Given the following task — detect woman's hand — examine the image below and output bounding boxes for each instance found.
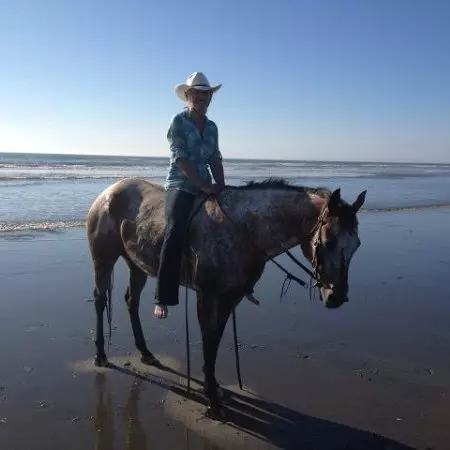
[177,159,225,195]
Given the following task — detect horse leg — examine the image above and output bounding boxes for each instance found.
[93,258,117,367]
[197,291,236,418]
[124,262,160,366]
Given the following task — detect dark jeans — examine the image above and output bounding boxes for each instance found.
[155,189,196,306]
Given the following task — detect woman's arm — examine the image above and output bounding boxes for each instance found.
[209,154,225,188]
[178,158,212,192]
[209,124,225,189]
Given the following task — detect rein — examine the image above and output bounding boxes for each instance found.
[211,194,321,297]
[181,189,322,394]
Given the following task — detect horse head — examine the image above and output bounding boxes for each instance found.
[302,188,366,308]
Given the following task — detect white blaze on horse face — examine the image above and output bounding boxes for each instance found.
[321,229,360,288]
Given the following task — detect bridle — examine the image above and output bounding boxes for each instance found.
[307,204,329,286]
[208,194,331,295]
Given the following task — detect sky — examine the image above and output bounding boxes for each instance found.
[0,0,449,162]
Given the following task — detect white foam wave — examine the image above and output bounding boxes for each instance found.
[0,220,85,233]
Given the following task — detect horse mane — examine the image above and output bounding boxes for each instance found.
[232,177,332,198]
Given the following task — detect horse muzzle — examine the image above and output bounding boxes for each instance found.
[320,286,349,309]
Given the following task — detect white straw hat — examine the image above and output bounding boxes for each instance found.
[175,72,222,101]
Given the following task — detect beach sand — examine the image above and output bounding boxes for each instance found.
[1,209,450,449]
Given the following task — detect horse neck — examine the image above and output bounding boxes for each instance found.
[226,188,325,259]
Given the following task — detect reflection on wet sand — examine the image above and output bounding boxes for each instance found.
[94,374,115,450]
[124,378,147,449]
[94,373,147,450]
[92,368,219,450]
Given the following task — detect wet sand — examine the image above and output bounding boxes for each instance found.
[1,209,450,449]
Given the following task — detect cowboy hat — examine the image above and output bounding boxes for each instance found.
[175,72,222,101]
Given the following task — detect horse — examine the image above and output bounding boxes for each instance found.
[86,177,366,418]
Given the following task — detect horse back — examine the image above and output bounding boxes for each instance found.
[86,178,164,248]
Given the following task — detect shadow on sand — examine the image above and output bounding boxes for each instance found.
[93,361,416,450]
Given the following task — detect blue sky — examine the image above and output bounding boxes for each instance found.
[0,0,449,162]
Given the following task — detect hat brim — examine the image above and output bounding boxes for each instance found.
[175,83,222,101]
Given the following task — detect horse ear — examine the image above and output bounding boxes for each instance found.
[328,188,341,216]
[352,190,367,213]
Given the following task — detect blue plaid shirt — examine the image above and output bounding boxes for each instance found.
[163,110,222,195]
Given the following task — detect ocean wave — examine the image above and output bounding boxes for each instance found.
[0,220,85,233]
[3,157,450,183]
[0,174,168,182]
[1,170,447,182]
[0,175,126,181]
[362,203,450,213]
[0,163,88,169]
[0,160,169,170]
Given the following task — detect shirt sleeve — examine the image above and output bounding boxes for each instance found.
[209,122,223,164]
[167,115,189,161]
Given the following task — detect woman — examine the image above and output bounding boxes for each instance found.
[154,72,225,319]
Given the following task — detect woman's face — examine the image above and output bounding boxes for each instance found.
[186,89,212,116]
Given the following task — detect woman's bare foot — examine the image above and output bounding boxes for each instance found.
[154,304,168,319]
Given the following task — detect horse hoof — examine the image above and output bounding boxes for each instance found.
[205,405,227,422]
[141,354,162,367]
[204,385,228,400]
[94,355,109,367]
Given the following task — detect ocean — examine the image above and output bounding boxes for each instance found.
[2,153,450,449]
[1,152,450,233]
